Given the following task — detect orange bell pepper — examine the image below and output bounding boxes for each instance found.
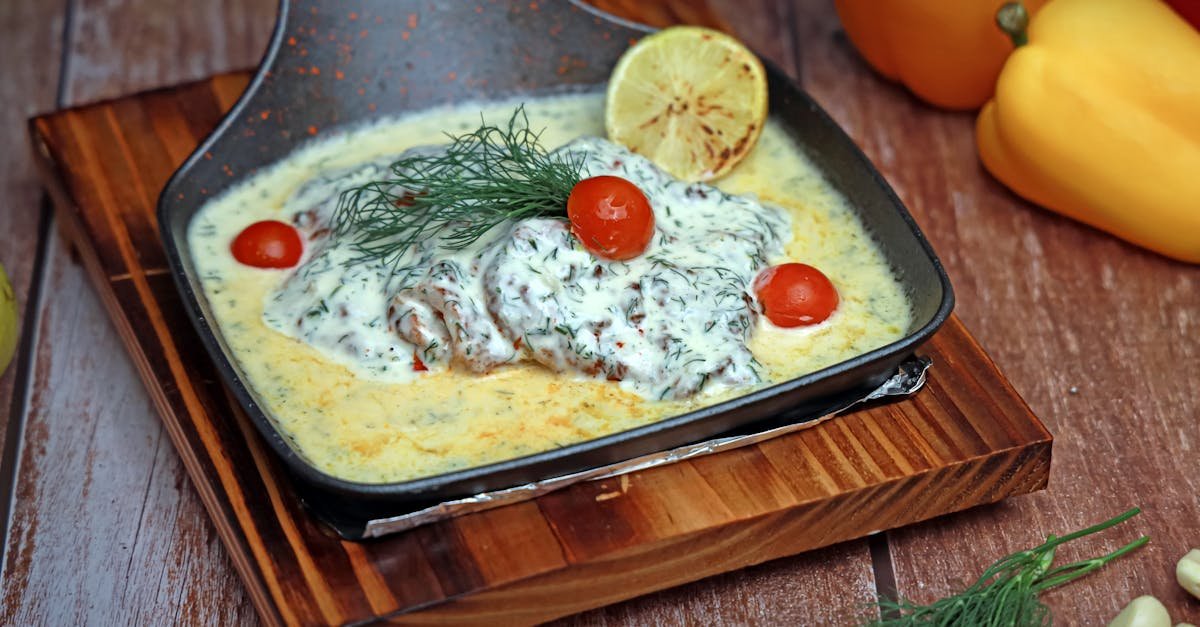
[834,0,1046,110]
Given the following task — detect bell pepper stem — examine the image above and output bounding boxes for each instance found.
[997,2,1030,47]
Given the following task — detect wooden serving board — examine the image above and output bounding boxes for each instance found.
[28,72,1051,626]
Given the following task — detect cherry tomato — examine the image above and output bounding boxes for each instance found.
[753,263,839,327]
[231,220,303,268]
[567,175,655,261]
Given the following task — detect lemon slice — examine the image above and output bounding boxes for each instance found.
[606,26,768,182]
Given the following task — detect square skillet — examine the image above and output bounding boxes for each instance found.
[158,0,954,537]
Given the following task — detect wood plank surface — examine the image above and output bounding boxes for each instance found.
[784,1,1200,623]
[0,0,64,501]
[4,0,1196,625]
[0,1,66,617]
[23,2,1052,622]
[0,0,274,624]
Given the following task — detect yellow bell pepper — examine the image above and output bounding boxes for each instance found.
[977,0,1200,263]
[834,0,1046,110]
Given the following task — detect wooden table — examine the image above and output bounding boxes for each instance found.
[1,1,1196,624]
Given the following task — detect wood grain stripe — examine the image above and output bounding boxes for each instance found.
[173,80,236,154]
[904,386,971,462]
[882,401,947,471]
[689,445,799,513]
[342,541,401,616]
[211,72,253,112]
[853,412,918,476]
[811,425,870,489]
[143,89,208,167]
[374,531,450,609]
[61,109,302,626]
[454,501,568,586]
[413,522,488,598]
[757,432,843,499]
[102,104,171,268]
[832,416,890,482]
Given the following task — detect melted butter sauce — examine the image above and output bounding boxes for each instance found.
[188,92,911,483]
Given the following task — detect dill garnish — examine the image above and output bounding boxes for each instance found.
[864,507,1149,626]
[332,105,583,267]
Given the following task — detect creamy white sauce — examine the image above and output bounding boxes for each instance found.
[267,135,788,399]
[187,93,913,483]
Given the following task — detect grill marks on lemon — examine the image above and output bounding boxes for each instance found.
[605,26,768,182]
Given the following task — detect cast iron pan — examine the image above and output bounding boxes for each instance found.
[158,0,954,538]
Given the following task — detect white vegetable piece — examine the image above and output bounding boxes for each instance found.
[1179,549,1200,600]
[1108,596,1172,627]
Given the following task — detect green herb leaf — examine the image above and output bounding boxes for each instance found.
[332,105,583,268]
[864,508,1149,627]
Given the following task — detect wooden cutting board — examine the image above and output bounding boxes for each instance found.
[28,71,1052,627]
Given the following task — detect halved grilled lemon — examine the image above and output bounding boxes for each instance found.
[605,26,768,182]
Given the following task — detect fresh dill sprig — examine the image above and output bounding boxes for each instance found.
[332,105,583,267]
[864,507,1149,627]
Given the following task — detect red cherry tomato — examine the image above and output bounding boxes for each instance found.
[231,220,303,268]
[567,175,655,261]
[753,263,839,327]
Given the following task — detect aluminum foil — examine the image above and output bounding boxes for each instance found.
[362,356,932,538]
